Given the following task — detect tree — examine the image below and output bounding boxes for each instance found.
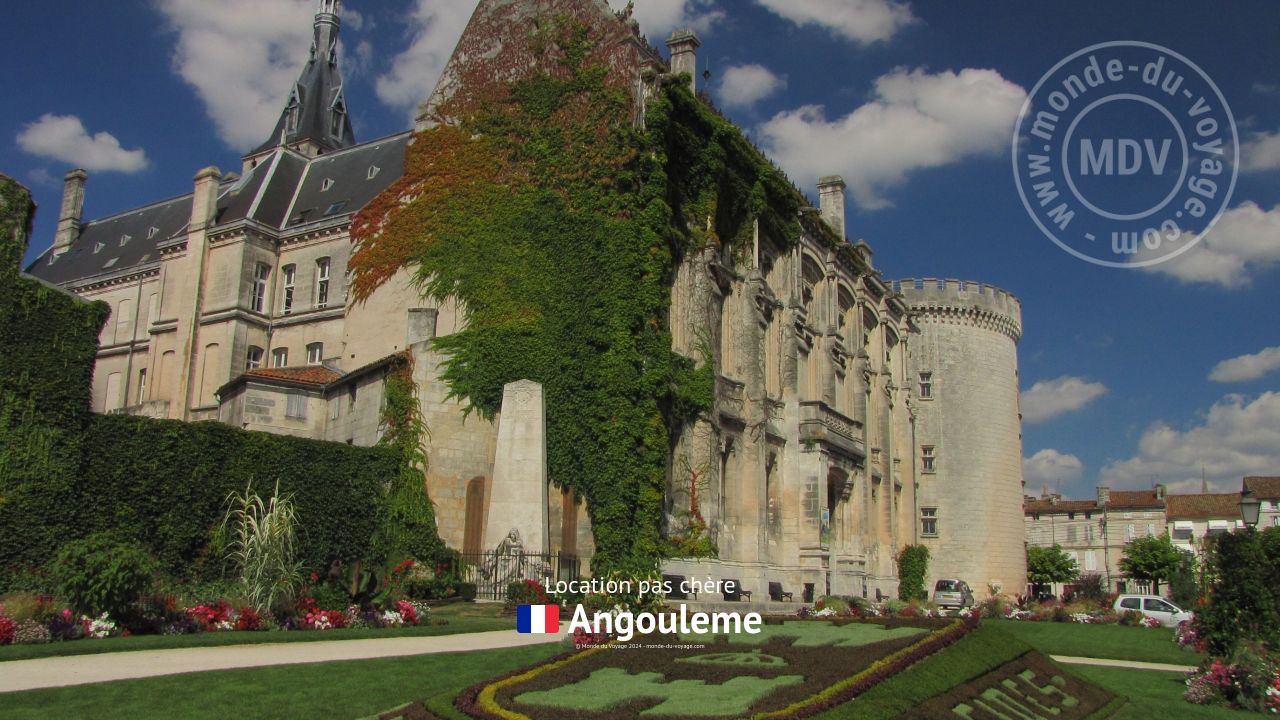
[1196,528,1280,657]
[1026,544,1079,587]
[1119,533,1182,594]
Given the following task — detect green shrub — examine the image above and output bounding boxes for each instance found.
[51,533,156,619]
[1196,528,1280,656]
[896,544,930,601]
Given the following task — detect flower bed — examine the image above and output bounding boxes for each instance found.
[0,594,432,646]
[455,615,977,720]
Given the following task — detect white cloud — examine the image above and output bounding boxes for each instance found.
[1209,346,1280,383]
[753,0,914,44]
[374,0,476,115]
[760,68,1025,209]
[16,114,148,173]
[1100,392,1280,493]
[1020,376,1108,424]
[718,64,786,108]
[1134,202,1280,289]
[1241,130,1280,172]
[1024,449,1085,492]
[155,0,316,150]
[629,0,724,38]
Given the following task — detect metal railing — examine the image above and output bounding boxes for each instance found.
[459,550,580,601]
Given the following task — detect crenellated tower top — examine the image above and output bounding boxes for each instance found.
[892,278,1022,342]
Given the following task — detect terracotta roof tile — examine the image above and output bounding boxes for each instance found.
[1244,476,1280,500]
[243,365,343,387]
[1165,493,1242,520]
[1024,499,1097,515]
[1106,490,1165,509]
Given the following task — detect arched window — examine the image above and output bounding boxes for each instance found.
[464,478,486,555]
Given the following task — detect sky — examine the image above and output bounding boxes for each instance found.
[1,0,1278,500]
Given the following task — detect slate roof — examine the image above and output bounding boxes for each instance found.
[24,133,410,288]
[250,6,356,157]
[1165,493,1243,520]
[1243,476,1280,499]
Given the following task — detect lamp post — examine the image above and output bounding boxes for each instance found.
[1240,488,1261,529]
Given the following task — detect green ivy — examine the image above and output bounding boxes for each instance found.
[371,354,444,563]
[0,176,110,590]
[897,544,931,601]
[350,20,826,575]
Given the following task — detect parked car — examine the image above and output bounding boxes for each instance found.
[933,579,975,608]
[1112,595,1193,627]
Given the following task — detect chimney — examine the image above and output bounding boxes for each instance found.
[190,166,222,231]
[1155,483,1166,501]
[52,169,86,256]
[406,308,438,348]
[817,176,847,240]
[1096,485,1111,506]
[666,29,701,93]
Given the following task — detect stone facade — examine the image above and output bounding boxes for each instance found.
[26,0,1027,597]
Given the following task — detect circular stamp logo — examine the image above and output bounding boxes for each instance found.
[1012,41,1239,268]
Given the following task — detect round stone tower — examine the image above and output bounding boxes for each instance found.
[893,278,1026,598]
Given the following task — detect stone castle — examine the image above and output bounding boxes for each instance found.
[23,0,1027,600]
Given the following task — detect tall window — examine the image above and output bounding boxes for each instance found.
[251,263,270,313]
[315,258,330,308]
[306,342,323,366]
[918,372,933,399]
[281,264,296,314]
[247,346,264,370]
[921,446,936,473]
[921,507,938,537]
[272,348,288,368]
[136,368,147,404]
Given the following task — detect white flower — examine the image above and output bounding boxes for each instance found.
[380,611,404,628]
[88,613,116,639]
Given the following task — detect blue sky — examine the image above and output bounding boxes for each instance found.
[2,0,1278,498]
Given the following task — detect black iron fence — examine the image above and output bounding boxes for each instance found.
[459,550,580,601]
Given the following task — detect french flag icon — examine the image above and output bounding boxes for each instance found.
[517,604,560,634]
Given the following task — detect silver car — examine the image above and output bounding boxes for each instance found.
[1113,595,1193,627]
[933,579,974,608]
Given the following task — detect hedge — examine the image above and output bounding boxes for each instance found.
[0,176,110,588]
[74,415,399,578]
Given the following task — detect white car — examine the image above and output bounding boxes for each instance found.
[1112,595,1193,627]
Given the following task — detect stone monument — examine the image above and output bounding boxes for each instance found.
[483,379,549,554]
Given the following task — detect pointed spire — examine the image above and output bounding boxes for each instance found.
[246,0,356,160]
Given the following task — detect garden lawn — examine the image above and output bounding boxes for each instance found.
[0,603,511,662]
[1070,666,1251,719]
[813,624,1031,720]
[989,619,1204,665]
[0,644,558,720]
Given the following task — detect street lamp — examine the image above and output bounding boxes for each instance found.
[1240,488,1261,529]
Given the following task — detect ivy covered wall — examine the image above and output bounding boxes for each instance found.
[349,14,841,575]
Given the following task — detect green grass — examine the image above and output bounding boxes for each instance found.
[1070,666,1252,719]
[0,643,559,720]
[813,624,1032,720]
[989,619,1204,666]
[0,602,511,662]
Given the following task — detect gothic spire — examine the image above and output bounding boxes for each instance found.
[248,0,356,159]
